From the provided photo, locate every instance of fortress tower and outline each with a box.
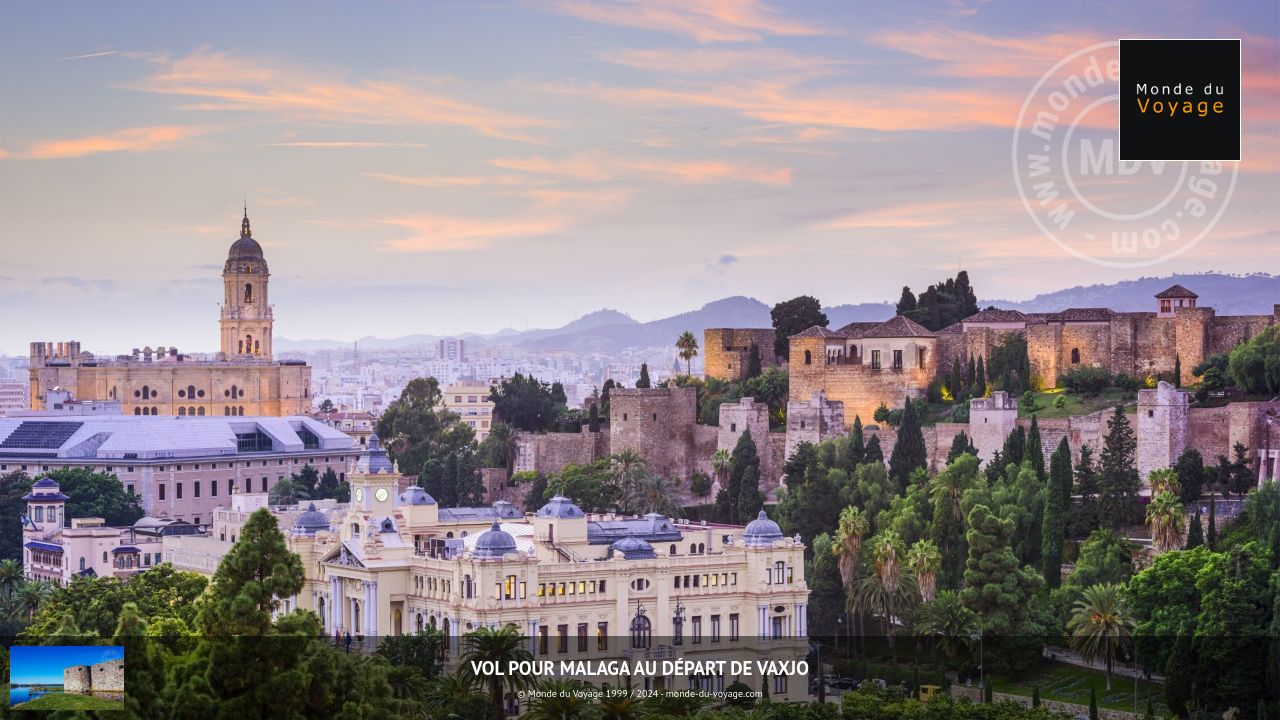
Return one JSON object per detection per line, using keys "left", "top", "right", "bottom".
{"left": 1137, "top": 380, "right": 1190, "bottom": 489}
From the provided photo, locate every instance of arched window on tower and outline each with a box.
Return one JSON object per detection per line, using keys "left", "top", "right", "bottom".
{"left": 803, "top": 350, "right": 812, "bottom": 365}
{"left": 245, "top": 334, "right": 253, "bottom": 354}
{"left": 197, "top": 407, "right": 205, "bottom": 416}
{"left": 1071, "top": 348, "right": 1081, "bottom": 364}
{"left": 178, "top": 407, "right": 186, "bottom": 416}
{"left": 254, "top": 339, "right": 260, "bottom": 354}
{"left": 244, "top": 283, "right": 253, "bottom": 303}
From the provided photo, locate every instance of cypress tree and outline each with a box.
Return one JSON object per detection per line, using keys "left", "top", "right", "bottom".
{"left": 951, "top": 356, "right": 964, "bottom": 398}
{"left": 1174, "top": 356, "right": 1182, "bottom": 388}
{"left": 738, "top": 465, "right": 763, "bottom": 521}
{"left": 1088, "top": 688, "right": 1098, "bottom": 720}
{"left": 847, "top": 416, "right": 866, "bottom": 469}
{"left": 975, "top": 356, "right": 987, "bottom": 396}
{"left": 1207, "top": 495, "right": 1217, "bottom": 549}
{"left": 889, "top": 398, "right": 927, "bottom": 491}
{"left": 1025, "top": 415, "right": 1045, "bottom": 480}
{"left": 865, "top": 434, "right": 884, "bottom": 464}
{"left": 985, "top": 450, "right": 1005, "bottom": 485}
{"left": 746, "top": 343, "right": 763, "bottom": 379}
{"left": 947, "top": 431, "right": 977, "bottom": 464}
{"left": 1186, "top": 509, "right": 1203, "bottom": 549}
{"left": 636, "top": 363, "right": 651, "bottom": 389}
{"left": 588, "top": 403, "right": 600, "bottom": 432}
{"left": 728, "top": 429, "right": 760, "bottom": 523}
{"left": 1041, "top": 437, "right": 1071, "bottom": 588}
{"left": 1097, "top": 406, "right": 1140, "bottom": 530}
{"left": 967, "top": 354, "right": 976, "bottom": 390}
{"left": 1003, "top": 425, "right": 1026, "bottom": 471}
{"left": 1032, "top": 684, "right": 1041, "bottom": 708}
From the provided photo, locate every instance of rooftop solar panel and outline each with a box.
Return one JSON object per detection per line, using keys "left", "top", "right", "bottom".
{"left": 0, "top": 421, "right": 84, "bottom": 450}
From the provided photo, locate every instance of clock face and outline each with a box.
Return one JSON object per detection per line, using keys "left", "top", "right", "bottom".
{"left": 375, "top": 488, "right": 389, "bottom": 502}
{"left": 355, "top": 488, "right": 364, "bottom": 502}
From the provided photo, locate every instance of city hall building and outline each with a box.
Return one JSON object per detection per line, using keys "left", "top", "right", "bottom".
{"left": 163, "top": 435, "right": 812, "bottom": 701}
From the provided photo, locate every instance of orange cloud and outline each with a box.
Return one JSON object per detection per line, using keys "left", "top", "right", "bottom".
{"left": 541, "top": 0, "right": 835, "bottom": 43}
{"left": 125, "top": 49, "right": 552, "bottom": 142}
{"left": 816, "top": 199, "right": 1024, "bottom": 231}
{"left": 16, "top": 125, "right": 206, "bottom": 159}
{"left": 492, "top": 150, "right": 792, "bottom": 185}
{"left": 362, "top": 172, "right": 548, "bottom": 188}
{"left": 379, "top": 214, "right": 569, "bottom": 252}
{"left": 265, "top": 141, "right": 428, "bottom": 149}
{"left": 598, "top": 47, "right": 853, "bottom": 77}
{"left": 872, "top": 29, "right": 1108, "bottom": 79}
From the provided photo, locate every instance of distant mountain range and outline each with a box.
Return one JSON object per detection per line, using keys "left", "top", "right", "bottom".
{"left": 275, "top": 273, "right": 1278, "bottom": 354}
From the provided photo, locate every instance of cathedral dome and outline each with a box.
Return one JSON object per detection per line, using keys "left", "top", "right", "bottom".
{"left": 742, "top": 510, "right": 783, "bottom": 547}
{"left": 225, "top": 209, "right": 267, "bottom": 269}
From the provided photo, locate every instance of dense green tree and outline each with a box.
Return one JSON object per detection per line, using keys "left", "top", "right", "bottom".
{"left": 377, "top": 377, "right": 476, "bottom": 475}
{"left": 487, "top": 373, "right": 566, "bottom": 433}
{"left": 1097, "top": 406, "right": 1140, "bottom": 530}
{"left": 776, "top": 458, "right": 841, "bottom": 550}
{"left": 315, "top": 467, "right": 344, "bottom": 501}
{"left": 548, "top": 460, "right": 618, "bottom": 513}
{"left": 269, "top": 477, "right": 308, "bottom": 505}
{"left": 1194, "top": 546, "right": 1273, "bottom": 712}
{"left": 960, "top": 504, "right": 1043, "bottom": 668}
{"left": 888, "top": 397, "right": 927, "bottom": 491}
{"left": 846, "top": 416, "right": 866, "bottom": 470}
{"left": 1067, "top": 529, "right": 1134, "bottom": 588}
{"left": 291, "top": 463, "right": 321, "bottom": 496}
{"left": 807, "top": 533, "right": 844, "bottom": 635}
{"left": 1246, "top": 480, "right": 1280, "bottom": 566}
{"left": 896, "top": 286, "right": 918, "bottom": 314}
{"left": 0, "top": 471, "right": 34, "bottom": 561}
{"left": 42, "top": 467, "right": 145, "bottom": 527}
{"left": 1002, "top": 426, "right": 1026, "bottom": 473}
{"left": 587, "top": 403, "right": 600, "bottom": 432}
{"left": 1041, "top": 438, "right": 1071, "bottom": 589}
{"left": 317, "top": 398, "right": 336, "bottom": 413}
{"left": 1206, "top": 494, "right": 1217, "bottom": 549}
{"left": 636, "top": 363, "right": 652, "bottom": 389}
{"left": 770, "top": 295, "right": 828, "bottom": 359}
{"left": 1228, "top": 441, "right": 1257, "bottom": 497}
{"left": 1174, "top": 447, "right": 1204, "bottom": 503}
{"left": 729, "top": 429, "right": 762, "bottom": 524}
{"left": 898, "top": 272, "right": 979, "bottom": 331}
{"left": 974, "top": 355, "right": 988, "bottom": 397}
{"left": 1228, "top": 324, "right": 1280, "bottom": 394}
{"left": 22, "top": 563, "right": 207, "bottom": 640}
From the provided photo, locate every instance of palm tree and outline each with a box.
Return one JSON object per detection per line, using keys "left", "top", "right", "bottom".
{"left": 609, "top": 449, "right": 647, "bottom": 493}
{"left": 1067, "top": 583, "right": 1134, "bottom": 691}
{"left": 851, "top": 530, "right": 919, "bottom": 658}
{"left": 1145, "top": 490, "right": 1186, "bottom": 553}
{"left": 460, "top": 625, "right": 535, "bottom": 720}
{"left": 912, "top": 590, "right": 979, "bottom": 661}
{"left": 711, "top": 449, "right": 732, "bottom": 493}
{"left": 676, "top": 331, "right": 699, "bottom": 376}
{"left": 487, "top": 421, "right": 519, "bottom": 475}
{"left": 906, "top": 539, "right": 942, "bottom": 603}
{"left": 1146, "top": 468, "right": 1180, "bottom": 497}
{"left": 9, "top": 580, "right": 53, "bottom": 622}
{"left": 423, "top": 673, "right": 487, "bottom": 717}
{"left": 598, "top": 693, "right": 639, "bottom": 720}
{"left": 624, "top": 473, "right": 684, "bottom": 517}
{"left": 832, "top": 506, "right": 868, "bottom": 588}
{"left": 870, "top": 530, "right": 905, "bottom": 594}
{"left": 0, "top": 559, "right": 22, "bottom": 599}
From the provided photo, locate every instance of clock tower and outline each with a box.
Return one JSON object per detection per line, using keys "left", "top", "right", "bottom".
{"left": 347, "top": 434, "right": 400, "bottom": 524}
{"left": 220, "top": 206, "right": 274, "bottom": 358}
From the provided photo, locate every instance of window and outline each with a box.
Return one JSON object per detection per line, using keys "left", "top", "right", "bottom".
{"left": 557, "top": 625, "right": 568, "bottom": 654}
{"left": 33, "top": 507, "right": 43, "bottom": 522}
{"left": 803, "top": 350, "right": 812, "bottom": 365}
{"left": 577, "top": 623, "right": 588, "bottom": 653}
{"left": 1071, "top": 348, "right": 1081, "bottom": 364}
{"left": 597, "top": 622, "right": 608, "bottom": 651}
{"left": 892, "top": 349, "right": 903, "bottom": 369}
{"left": 729, "top": 614, "right": 740, "bottom": 641}
{"left": 539, "top": 626, "right": 549, "bottom": 655}
{"left": 159, "top": 484, "right": 166, "bottom": 501}
{"left": 773, "top": 675, "right": 787, "bottom": 695}
{"left": 692, "top": 616, "right": 702, "bottom": 644}
{"left": 126, "top": 484, "right": 134, "bottom": 496}
{"left": 630, "top": 613, "right": 651, "bottom": 649}
{"left": 730, "top": 423, "right": 736, "bottom": 432}
{"left": 176, "top": 483, "right": 183, "bottom": 500}
{"left": 211, "top": 481, "right": 217, "bottom": 497}
{"left": 871, "top": 350, "right": 881, "bottom": 369}
{"left": 711, "top": 615, "right": 721, "bottom": 642}
{"left": 262, "top": 477, "right": 268, "bottom": 492}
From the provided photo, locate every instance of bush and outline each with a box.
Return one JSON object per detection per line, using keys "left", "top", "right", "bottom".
{"left": 1053, "top": 395, "right": 1067, "bottom": 410}
{"left": 1058, "top": 366, "right": 1113, "bottom": 396}
{"left": 1113, "top": 373, "right": 1142, "bottom": 392}
{"left": 690, "top": 473, "right": 712, "bottom": 497}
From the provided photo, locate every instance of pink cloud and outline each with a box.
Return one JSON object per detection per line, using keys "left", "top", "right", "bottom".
{"left": 14, "top": 125, "right": 207, "bottom": 159}
{"left": 362, "top": 172, "right": 550, "bottom": 188}
{"left": 492, "top": 150, "right": 792, "bottom": 185}
{"left": 541, "top": 0, "right": 835, "bottom": 43}
{"left": 124, "top": 49, "right": 552, "bottom": 142}
{"left": 380, "top": 214, "right": 570, "bottom": 252}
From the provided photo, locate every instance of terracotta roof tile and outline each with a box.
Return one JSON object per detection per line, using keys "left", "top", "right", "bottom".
{"left": 862, "top": 315, "right": 936, "bottom": 338}
{"left": 962, "top": 308, "right": 1028, "bottom": 324}
{"left": 1155, "top": 284, "right": 1198, "bottom": 299}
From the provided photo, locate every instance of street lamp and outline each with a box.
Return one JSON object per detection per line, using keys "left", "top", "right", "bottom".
{"left": 672, "top": 597, "right": 685, "bottom": 646}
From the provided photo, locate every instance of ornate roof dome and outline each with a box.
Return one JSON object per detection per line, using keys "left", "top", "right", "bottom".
{"left": 354, "top": 433, "right": 395, "bottom": 474}
{"left": 537, "top": 496, "right": 584, "bottom": 519}
{"left": 610, "top": 536, "right": 655, "bottom": 560}
{"left": 473, "top": 520, "right": 517, "bottom": 559}
{"left": 32, "top": 477, "right": 60, "bottom": 489}
{"left": 398, "top": 487, "right": 436, "bottom": 506}
{"left": 227, "top": 210, "right": 264, "bottom": 261}
{"left": 292, "top": 503, "right": 330, "bottom": 535}
{"left": 743, "top": 510, "right": 783, "bottom": 547}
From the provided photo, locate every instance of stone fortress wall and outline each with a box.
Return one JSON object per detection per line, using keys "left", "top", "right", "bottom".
{"left": 64, "top": 658, "right": 124, "bottom": 694}
{"left": 703, "top": 328, "right": 778, "bottom": 382}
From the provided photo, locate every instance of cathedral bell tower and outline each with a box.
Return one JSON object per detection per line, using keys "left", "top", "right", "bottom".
{"left": 220, "top": 206, "right": 274, "bottom": 358}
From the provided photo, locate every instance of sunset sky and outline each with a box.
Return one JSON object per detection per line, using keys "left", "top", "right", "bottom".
{"left": 1, "top": 0, "right": 1277, "bottom": 354}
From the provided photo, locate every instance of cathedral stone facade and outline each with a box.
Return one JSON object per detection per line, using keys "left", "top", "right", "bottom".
{"left": 28, "top": 210, "right": 312, "bottom": 417}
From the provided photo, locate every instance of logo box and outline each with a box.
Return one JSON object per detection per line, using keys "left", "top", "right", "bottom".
{"left": 1119, "top": 39, "right": 1241, "bottom": 161}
